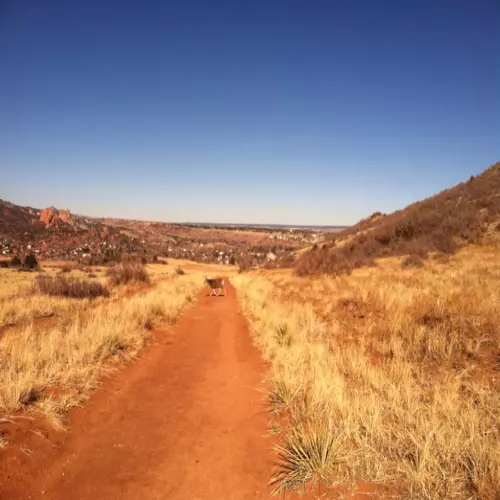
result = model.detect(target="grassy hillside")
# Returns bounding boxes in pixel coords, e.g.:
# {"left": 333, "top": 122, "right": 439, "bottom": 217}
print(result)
{"left": 234, "top": 243, "right": 500, "bottom": 499}
{"left": 296, "top": 162, "right": 500, "bottom": 276}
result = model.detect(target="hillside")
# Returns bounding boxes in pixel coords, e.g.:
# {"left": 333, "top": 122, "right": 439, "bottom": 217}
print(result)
{"left": 296, "top": 162, "right": 500, "bottom": 276}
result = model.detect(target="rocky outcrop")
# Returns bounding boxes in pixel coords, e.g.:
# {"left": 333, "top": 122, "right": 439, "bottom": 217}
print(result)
{"left": 40, "top": 206, "right": 72, "bottom": 228}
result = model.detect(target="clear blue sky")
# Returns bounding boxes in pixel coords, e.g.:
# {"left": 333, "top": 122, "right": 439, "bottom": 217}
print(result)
{"left": 1, "top": 0, "right": 498, "bottom": 225}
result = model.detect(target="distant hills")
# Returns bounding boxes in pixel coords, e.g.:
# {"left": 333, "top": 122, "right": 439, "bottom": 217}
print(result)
{"left": 0, "top": 199, "right": 324, "bottom": 266}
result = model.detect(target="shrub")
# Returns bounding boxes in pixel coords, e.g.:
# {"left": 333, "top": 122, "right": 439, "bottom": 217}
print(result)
{"left": 107, "top": 264, "right": 150, "bottom": 287}
{"left": 24, "top": 254, "right": 38, "bottom": 269}
{"left": 175, "top": 266, "right": 185, "bottom": 276}
{"left": 0, "top": 261, "right": 9, "bottom": 269}
{"left": 401, "top": 254, "right": 425, "bottom": 268}
{"left": 10, "top": 256, "right": 22, "bottom": 267}
{"left": 237, "top": 255, "right": 252, "bottom": 273}
{"left": 59, "top": 267, "right": 72, "bottom": 273}
{"left": 295, "top": 243, "right": 375, "bottom": 277}
{"left": 34, "top": 276, "right": 109, "bottom": 299}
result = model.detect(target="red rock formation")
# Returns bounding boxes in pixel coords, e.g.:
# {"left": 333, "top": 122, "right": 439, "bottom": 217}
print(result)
{"left": 59, "top": 209, "right": 71, "bottom": 224}
{"left": 40, "top": 206, "right": 72, "bottom": 228}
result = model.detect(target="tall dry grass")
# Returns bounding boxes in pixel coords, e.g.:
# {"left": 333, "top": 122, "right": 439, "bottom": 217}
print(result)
{"left": 0, "top": 268, "right": 108, "bottom": 327}
{"left": 0, "top": 274, "right": 200, "bottom": 428}
{"left": 233, "top": 244, "right": 500, "bottom": 499}
{"left": 107, "top": 263, "right": 150, "bottom": 286}
{"left": 0, "top": 263, "right": 179, "bottom": 328}
{"left": 33, "top": 275, "right": 110, "bottom": 299}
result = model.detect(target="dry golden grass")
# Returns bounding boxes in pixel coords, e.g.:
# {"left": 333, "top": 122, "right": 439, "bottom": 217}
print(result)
{"left": 0, "top": 272, "right": 201, "bottom": 429}
{"left": 0, "top": 262, "right": 189, "bottom": 328}
{"left": 234, "top": 244, "right": 500, "bottom": 499}
{"left": 0, "top": 267, "right": 107, "bottom": 327}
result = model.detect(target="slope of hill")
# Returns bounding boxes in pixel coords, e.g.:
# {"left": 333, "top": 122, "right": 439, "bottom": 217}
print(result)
{"left": 296, "top": 162, "right": 500, "bottom": 276}
{"left": 0, "top": 199, "right": 42, "bottom": 233}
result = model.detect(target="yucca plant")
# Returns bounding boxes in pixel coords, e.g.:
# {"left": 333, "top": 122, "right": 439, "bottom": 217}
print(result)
{"left": 270, "top": 417, "right": 346, "bottom": 495}
{"left": 268, "top": 377, "right": 300, "bottom": 413}
{"left": 274, "top": 322, "right": 293, "bottom": 347}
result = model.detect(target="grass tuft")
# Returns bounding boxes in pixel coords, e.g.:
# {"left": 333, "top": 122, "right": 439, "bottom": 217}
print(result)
{"left": 271, "top": 417, "right": 346, "bottom": 495}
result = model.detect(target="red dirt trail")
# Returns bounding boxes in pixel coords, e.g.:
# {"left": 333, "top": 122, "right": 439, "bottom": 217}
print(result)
{"left": 0, "top": 284, "right": 275, "bottom": 500}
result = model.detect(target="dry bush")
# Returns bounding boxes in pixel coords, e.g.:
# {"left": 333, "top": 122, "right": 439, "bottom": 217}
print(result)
{"left": 237, "top": 255, "right": 252, "bottom": 273}
{"left": 107, "top": 263, "right": 150, "bottom": 286}
{"left": 295, "top": 242, "right": 375, "bottom": 276}
{"left": 34, "top": 275, "right": 109, "bottom": 299}
{"left": 297, "top": 163, "right": 500, "bottom": 276}
{"left": 401, "top": 254, "right": 425, "bottom": 268}
{"left": 175, "top": 266, "right": 185, "bottom": 276}
{"left": 234, "top": 244, "right": 500, "bottom": 499}
{"left": 24, "top": 254, "right": 38, "bottom": 269}
{"left": 10, "top": 256, "right": 22, "bottom": 268}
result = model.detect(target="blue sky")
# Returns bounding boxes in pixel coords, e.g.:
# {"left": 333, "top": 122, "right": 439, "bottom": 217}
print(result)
{"left": 1, "top": 0, "right": 498, "bottom": 225}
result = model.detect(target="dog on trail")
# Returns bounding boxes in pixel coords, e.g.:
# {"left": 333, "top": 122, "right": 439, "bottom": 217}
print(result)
{"left": 205, "top": 276, "right": 226, "bottom": 296}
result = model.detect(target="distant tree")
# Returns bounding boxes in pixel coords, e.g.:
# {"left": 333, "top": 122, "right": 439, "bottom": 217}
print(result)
{"left": 24, "top": 254, "right": 39, "bottom": 269}
{"left": 10, "top": 255, "right": 22, "bottom": 267}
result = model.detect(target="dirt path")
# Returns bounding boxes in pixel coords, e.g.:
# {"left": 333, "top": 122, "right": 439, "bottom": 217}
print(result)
{"left": 0, "top": 283, "right": 274, "bottom": 500}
